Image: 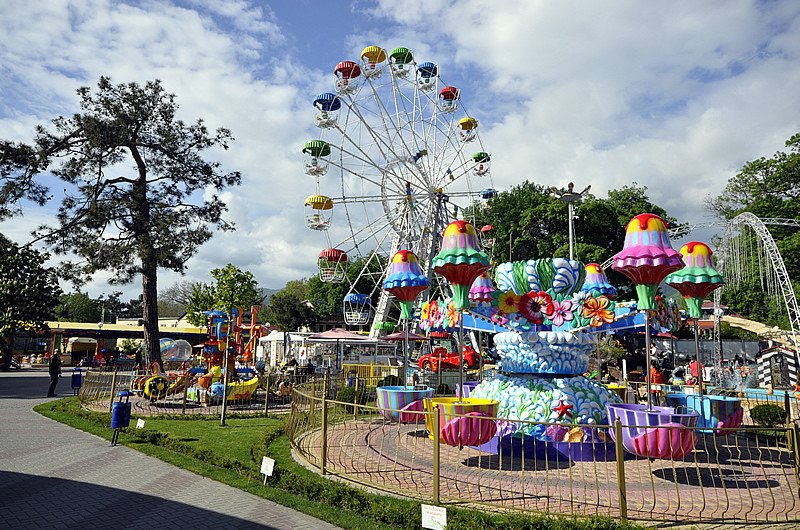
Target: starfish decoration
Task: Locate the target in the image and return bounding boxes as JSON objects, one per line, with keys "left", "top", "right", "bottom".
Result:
{"left": 553, "top": 400, "right": 573, "bottom": 420}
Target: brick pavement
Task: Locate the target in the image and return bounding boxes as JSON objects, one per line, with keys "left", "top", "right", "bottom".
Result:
{"left": 0, "top": 369, "right": 339, "bottom": 529}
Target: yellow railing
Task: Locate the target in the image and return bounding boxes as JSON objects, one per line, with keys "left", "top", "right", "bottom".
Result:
{"left": 287, "top": 379, "right": 800, "bottom": 524}
{"left": 342, "top": 362, "right": 400, "bottom": 380}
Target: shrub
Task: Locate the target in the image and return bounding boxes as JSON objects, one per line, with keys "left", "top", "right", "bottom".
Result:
{"left": 335, "top": 386, "right": 366, "bottom": 413}
{"left": 750, "top": 404, "right": 787, "bottom": 427}
{"left": 380, "top": 374, "right": 402, "bottom": 387}
{"left": 435, "top": 383, "right": 451, "bottom": 395}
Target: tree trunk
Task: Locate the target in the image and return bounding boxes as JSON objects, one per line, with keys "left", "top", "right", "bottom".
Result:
{"left": 142, "top": 260, "right": 160, "bottom": 369}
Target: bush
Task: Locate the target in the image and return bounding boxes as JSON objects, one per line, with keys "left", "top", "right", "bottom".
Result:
{"left": 750, "top": 404, "right": 787, "bottom": 427}
{"left": 379, "top": 374, "right": 402, "bottom": 387}
{"left": 335, "top": 386, "right": 366, "bottom": 413}
{"left": 435, "top": 383, "right": 451, "bottom": 395}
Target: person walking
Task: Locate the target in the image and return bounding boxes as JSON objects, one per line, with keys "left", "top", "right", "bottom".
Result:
{"left": 48, "top": 351, "right": 62, "bottom": 397}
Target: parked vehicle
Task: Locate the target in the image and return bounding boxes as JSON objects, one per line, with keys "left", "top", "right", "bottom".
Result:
{"left": 418, "top": 344, "right": 478, "bottom": 371}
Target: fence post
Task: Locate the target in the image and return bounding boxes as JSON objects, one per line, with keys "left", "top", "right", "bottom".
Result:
{"left": 786, "top": 392, "right": 794, "bottom": 451}
{"left": 263, "top": 375, "right": 270, "bottom": 414}
{"left": 614, "top": 418, "right": 627, "bottom": 520}
{"left": 433, "top": 405, "right": 440, "bottom": 504}
{"left": 353, "top": 375, "right": 359, "bottom": 421}
{"left": 181, "top": 381, "right": 188, "bottom": 415}
{"left": 792, "top": 422, "right": 800, "bottom": 480}
{"left": 321, "top": 388, "right": 329, "bottom": 476}
{"left": 107, "top": 370, "right": 118, "bottom": 414}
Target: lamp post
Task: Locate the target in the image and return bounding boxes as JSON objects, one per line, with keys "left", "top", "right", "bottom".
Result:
{"left": 550, "top": 182, "right": 591, "bottom": 261}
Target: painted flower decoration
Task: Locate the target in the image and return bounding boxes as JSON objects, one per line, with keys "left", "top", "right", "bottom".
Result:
{"left": 544, "top": 298, "right": 575, "bottom": 327}
{"left": 519, "top": 291, "right": 552, "bottom": 325}
{"left": 497, "top": 291, "right": 521, "bottom": 315}
{"left": 445, "top": 300, "right": 459, "bottom": 327}
{"left": 420, "top": 301, "right": 430, "bottom": 322}
{"left": 582, "top": 296, "right": 614, "bottom": 327}
{"left": 429, "top": 299, "right": 441, "bottom": 325}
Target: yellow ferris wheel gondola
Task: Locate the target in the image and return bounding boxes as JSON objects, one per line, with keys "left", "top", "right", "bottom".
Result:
{"left": 304, "top": 194, "right": 333, "bottom": 231}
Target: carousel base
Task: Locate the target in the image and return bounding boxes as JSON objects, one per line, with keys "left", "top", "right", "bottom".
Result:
{"left": 471, "top": 432, "right": 621, "bottom": 462}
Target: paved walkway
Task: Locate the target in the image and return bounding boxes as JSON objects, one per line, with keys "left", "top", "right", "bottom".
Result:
{"left": 0, "top": 369, "right": 339, "bottom": 529}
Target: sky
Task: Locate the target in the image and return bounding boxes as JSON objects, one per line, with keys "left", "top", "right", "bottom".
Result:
{"left": 1, "top": 0, "right": 799, "bottom": 301}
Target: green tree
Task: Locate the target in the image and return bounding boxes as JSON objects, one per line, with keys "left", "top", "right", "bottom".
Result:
{"left": 0, "top": 234, "right": 62, "bottom": 370}
{"left": 474, "top": 181, "right": 678, "bottom": 298}
{"left": 0, "top": 141, "right": 48, "bottom": 219}
{"left": 56, "top": 292, "right": 101, "bottom": 322}
{"left": 184, "top": 264, "right": 263, "bottom": 326}
{"left": 158, "top": 280, "right": 197, "bottom": 317}
{"left": 265, "top": 279, "right": 315, "bottom": 331}
{"left": 10, "top": 78, "right": 241, "bottom": 366}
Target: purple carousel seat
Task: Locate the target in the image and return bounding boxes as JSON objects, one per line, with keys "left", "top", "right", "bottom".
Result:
{"left": 607, "top": 403, "right": 699, "bottom": 459}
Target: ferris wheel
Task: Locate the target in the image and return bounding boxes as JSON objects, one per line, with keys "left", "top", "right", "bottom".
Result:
{"left": 303, "top": 45, "right": 496, "bottom": 336}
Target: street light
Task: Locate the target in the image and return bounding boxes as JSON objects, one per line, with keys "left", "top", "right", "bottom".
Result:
{"left": 550, "top": 182, "right": 591, "bottom": 261}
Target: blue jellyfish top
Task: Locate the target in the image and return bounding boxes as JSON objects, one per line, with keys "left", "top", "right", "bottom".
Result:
{"left": 344, "top": 293, "right": 370, "bottom": 305}
{"left": 313, "top": 92, "right": 341, "bottom": 112}
{"left": 417, "top": 62, "right": 438, "bottom": 77}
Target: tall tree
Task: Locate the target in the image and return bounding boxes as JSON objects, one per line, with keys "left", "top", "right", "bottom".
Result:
{"left": 0, "top": 234, "right": 62, "bottom": 370}
{"left": 21, "top": 78, "right": 240, "bottom": 365}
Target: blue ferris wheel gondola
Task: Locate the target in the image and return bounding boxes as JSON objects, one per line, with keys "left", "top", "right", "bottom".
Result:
{"left": 313, "top": 92, "right": 341, "bottom": 112}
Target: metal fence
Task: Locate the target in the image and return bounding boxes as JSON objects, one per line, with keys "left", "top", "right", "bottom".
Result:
{"left": 78, "top": 369, "right": 307, "bottom": 416}
{"left": 287, "top": 378, "right": 800, "bottom": 524}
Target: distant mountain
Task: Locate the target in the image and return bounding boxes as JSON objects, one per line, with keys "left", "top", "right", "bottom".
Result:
{"left": 259, "top": 287, "right": 281, "bottom": 308}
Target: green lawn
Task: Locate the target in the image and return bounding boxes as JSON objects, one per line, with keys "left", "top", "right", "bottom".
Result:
{"left": 35, "top": 398, "right": 646, "bottom": 530}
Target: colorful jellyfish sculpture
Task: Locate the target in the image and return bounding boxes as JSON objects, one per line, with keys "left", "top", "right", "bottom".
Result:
{"left": 389, "top": 47, "right": 414, "bottom": 77}
{"left": 458, "top": 117, "right": 478, "bottom": 142}
{"left": 361, "top": 45, "right": 387, "bottom": 78}
{"left": 304, "top": 194, "right": 333, "bottom": 231}
{"left": 433, "top": 220, "right": 491, "bottom": 310}
{"left": 438, "top": 86, "right": 460, "bottom": 112}
{"left": 472, "top": 152, "right": 491, "bottom": 176}
{"left": 312, "top": 93, "right": 341, "bottom": 128}
{"left": 612, "top": 214, "right": 683, "bottom": 311}
{"left": 580, "top": 263, "right": 617, "bottom": 298}
{"left": 665, "top": 242, "right": 725, "bottom": 319}
{"left": 302, "top": 140, "right": 331, "bottom": 176}
{"left": 318, "top": 248, "right": 348, "bottom": 283}
{"left": 416, "top": 62, "right": 438, "bottom": 90}
{"left": 343, "top": 293, "right": 372, "bottom": 325}
{"left": 469, "top": 274, "right": 496, "bottom": 304}
{"left": 383, "top": 250, "right": 429, "bottom": 319}
{"left": 334, "top": 60, "right": 361, "bottom": 94}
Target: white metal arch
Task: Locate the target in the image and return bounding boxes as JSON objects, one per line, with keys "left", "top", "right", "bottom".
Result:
{"left": 712, "top": 213, "right": 800, "bottom": 377}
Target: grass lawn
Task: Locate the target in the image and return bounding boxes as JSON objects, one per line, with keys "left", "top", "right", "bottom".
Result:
{"left": 35, "top": 398, "right": 645, "bottom": 530}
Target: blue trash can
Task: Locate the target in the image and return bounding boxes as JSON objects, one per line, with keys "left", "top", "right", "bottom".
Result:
{"left": 111, "top": 401, "right": 132, "bottom": 429}
{"left": 110, "top": 391, "right": 133, "bottom": 446}
{"left": 71, "top": 367, "right": 83, "bottom": 394}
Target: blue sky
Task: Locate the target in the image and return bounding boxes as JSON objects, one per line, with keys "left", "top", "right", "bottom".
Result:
{"left": 1, "top": 0, "right": 799, "bottom": 300}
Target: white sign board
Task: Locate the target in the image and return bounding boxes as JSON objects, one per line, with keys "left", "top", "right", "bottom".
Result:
{"left": 260, "top": 456, "right": 275, "bottom": 477}
{"left": 136, "top": 418, "right": 145, "bottom": 429}
{"left": 421, "top": 504, "right": 447, "bottom": 530}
